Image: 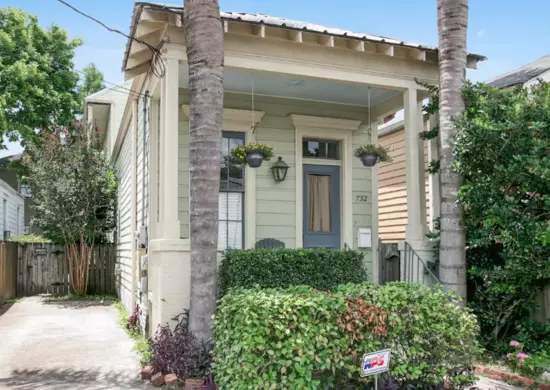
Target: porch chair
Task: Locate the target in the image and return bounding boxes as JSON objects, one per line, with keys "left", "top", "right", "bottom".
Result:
{"left": 254, "top": 238, "right": 286, "bottom": 249}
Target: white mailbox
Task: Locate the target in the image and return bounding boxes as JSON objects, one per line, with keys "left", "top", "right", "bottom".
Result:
{"left": 358, "top": 228, "right": 372, "bottom": 248}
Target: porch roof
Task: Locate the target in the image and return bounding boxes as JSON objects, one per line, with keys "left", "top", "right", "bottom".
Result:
{"left": 124, "top": 2, "right": 486, "bottom": 73}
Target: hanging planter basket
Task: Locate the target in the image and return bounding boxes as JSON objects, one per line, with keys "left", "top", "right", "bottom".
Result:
{"left": 231, "top": 143, "right": 274, "bottom": 169}
{"left": 360, "top": 153, "right": 379, "bottom": 167}
{"left": 245, "top": 151, "right": 264, "bottom": 168}
{"left": 354, "top": 144, "right": 392, "bottom": 167}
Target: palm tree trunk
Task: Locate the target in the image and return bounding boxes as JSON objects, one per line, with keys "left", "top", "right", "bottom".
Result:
{"left": 437, "top": 0, "right": 468, "bottom": 301}
{"left": 184, "top": 0, "right": 224, "bottom": 341}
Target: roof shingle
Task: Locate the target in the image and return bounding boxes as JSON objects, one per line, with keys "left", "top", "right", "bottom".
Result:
{"left": 487, "top": 55, "right": 550, "bottom": 88}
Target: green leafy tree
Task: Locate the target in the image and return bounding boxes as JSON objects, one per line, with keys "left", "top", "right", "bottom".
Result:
{"left": 77, "top": 63, "right": 105, "bottom": 110}
{"left": 24, "top": 123, "right": 116, "bottom": 295}
{"left": 454, "top": 81, "right": 550, "bottom": 347}
{"left": 0, "top": 8, "right": 105, "bottom": 150}
{"left": 0, "top": 7, "right": 83, "bottom": 147}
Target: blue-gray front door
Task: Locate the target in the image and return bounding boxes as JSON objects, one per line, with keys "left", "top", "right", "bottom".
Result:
{"left": 303, "top": 164, "right": 340, "bottom": 248}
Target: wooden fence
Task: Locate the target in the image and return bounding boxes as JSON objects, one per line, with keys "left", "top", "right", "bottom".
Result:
{"left": 0, "top": 241, "right": 18, "bottom": 302}
{"left": 378, "top": 241, "right": 400, "bottom": 284}
{"left": 1, "top": 242, "right": 117, "bottom": 297}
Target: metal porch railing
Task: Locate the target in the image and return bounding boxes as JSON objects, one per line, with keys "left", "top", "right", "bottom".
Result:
{"left": 402, "top": 241, "right": 441, "bottom": 286}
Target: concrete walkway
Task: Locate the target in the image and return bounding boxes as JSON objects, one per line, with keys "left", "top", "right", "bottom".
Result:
{"left": 0, "top": 297, "right": 148, "bottom": 390}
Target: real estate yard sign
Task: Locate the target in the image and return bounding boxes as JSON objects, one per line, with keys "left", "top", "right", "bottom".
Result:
{"left": 361, "top": 349, "right": 391, "bottom": 377}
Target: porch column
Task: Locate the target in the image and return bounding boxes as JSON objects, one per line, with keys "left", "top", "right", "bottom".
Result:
{"left": 148, "top": 46, "right": 190, "bottom": 332}
{"left": 403, "top": 88, "right": 428, "bottom": 241}
{"left": 158, "top": 52, "right": 180, "bottom": 239}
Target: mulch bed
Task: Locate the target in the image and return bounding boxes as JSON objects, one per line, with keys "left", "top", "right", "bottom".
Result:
{"left": 475, "top": 365, "right": 550, "bottom": 390}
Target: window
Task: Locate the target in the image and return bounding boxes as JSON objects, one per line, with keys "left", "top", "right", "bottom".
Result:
{"left": 20, "top": 184, "right": 32, "bottom": 198}
{"left": 302, "top": 138, "right": 340, "bottom": 159}
{"left": 219, "top": 132, "right": 244, "bottom": 250}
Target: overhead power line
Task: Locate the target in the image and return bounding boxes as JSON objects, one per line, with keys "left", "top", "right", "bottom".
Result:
{"left": 56, "top": 0, "right": 165, "bottom": 78}
{"left": 73, "top": 67, "right": 146, "bottom": 99}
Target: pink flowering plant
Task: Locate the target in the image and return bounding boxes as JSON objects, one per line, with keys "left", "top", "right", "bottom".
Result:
{"left": 505, "top": 340, "right": 550, "bottom": 378}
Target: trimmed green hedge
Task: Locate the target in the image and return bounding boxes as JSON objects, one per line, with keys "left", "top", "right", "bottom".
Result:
{"left": 218, "top": 248, "right": 367, "bottom": 297}
{"left": 213, "top": 283, "right": 480, "bottom": 390}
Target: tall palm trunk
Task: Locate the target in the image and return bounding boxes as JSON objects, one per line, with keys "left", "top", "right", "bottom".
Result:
{"left": 437, "top": 0, "right": 468, "bottom": 301}
{"left": 184, "top": 0, "right": 224, "bottom": 341}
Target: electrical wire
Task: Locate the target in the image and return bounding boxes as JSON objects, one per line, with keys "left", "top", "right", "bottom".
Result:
{"left": 56, "top": 0, "right": 166, "bottom": 78}
{"left": 73, "top": 68, "right": 146, "bottom": 99}
{"left": 49, "top": 58, "right": 147, "bottom": 99}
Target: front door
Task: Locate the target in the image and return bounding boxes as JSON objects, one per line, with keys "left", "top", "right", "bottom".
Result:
{"left": 303, "top": 165, "right": 340, "bottom": 248}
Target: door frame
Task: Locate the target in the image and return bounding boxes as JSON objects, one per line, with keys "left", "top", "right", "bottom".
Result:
{"left": 292, "top": 115, "right": 361, "bottom": 248}
{"left": 303, "top": 164, "right": 341, "bottom": 248}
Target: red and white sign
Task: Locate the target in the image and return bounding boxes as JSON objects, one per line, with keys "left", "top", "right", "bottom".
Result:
{"left": 361, "top": 349, "right": 391, "bottom": 377}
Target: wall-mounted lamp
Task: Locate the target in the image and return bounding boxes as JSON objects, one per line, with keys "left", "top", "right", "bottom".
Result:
{"left": 271, "top": 156, "right": 289, "bottom": 183}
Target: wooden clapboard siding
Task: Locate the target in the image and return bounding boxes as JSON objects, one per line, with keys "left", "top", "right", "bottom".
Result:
{"left": 136, "top": 96, "right": 149, "bottom": 234}
{"left": 115, "top": 123, "right": 134, "bottom": 310}
{"left": 378, "top": 126, "right": 430, "bottom": 242}
{"left": 177, "top": 91, "right": 374, "bottom": 271}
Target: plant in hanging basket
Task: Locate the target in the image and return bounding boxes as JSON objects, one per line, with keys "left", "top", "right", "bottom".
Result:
{"left": 230, "top": 143, "right": 274, "bottom": 168}
{"left": 354, "top": 144, "right": 392, "bottom": 167}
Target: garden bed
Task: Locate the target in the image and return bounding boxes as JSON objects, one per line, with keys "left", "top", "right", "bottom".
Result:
{"left": 475, "top": 365, "right": 550, "bottom": 390}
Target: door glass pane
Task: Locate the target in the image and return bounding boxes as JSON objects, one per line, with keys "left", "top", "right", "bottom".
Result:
{"left": 302, "top": 139, "right": 339, "bottom": 159}
{"left": 303, "top": 140, "right": 320, "bottom": 157}
{"left": 307, "top": 174, "right": 331, "bottom": 232}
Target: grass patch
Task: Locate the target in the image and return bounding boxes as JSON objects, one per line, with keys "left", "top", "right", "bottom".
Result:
{"left": 0, "top": 297, "right": 22, "bottom": 316}
{"left": 50, "top": 293, "right": 118, "bottom": 301}
{"left": 113, "top": 301, "right": 153, "bottom": 367}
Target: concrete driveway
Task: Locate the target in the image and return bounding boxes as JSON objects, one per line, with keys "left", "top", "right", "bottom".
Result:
{"left": 0, "top": 297, "right": 148, "bottom": 390}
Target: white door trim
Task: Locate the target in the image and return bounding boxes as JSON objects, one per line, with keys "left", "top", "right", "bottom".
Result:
{"left": 292, "top": 114, "right": 362, "bottom": 248}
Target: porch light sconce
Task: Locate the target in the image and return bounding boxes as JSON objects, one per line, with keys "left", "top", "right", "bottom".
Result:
{"left": 271, "top": 157, "right": 289, "bottom": 183}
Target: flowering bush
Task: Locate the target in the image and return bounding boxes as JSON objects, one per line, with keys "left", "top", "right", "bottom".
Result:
{"left": 230, "top": 143, "right": 274, "bottom": 164}
{"left": 505, "top": 339, "right": 550, "bottom": 378}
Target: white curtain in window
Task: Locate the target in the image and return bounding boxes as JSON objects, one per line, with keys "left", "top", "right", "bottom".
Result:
{"left": 308, "top": 174, "right": 331, "bottom": 232}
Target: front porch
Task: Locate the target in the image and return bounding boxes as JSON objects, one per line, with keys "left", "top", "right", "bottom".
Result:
{"left": 145, "top": 49, "right": 438, "bottom": 331}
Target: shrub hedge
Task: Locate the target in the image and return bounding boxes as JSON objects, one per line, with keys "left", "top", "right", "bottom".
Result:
{"left": 218, "top": 248, "right": 366, "bottom": 297}
{"left": 213, "top": 282, "right": 480, "bottom": 390}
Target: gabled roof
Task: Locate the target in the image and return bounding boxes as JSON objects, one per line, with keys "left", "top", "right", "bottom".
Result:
{"left": 487, "top": 55, "right": 550, "bottom": 88}
{"left": 124, "top": 2, "right": 485, "bottom": 73}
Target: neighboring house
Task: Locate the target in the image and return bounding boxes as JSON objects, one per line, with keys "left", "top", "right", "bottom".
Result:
{"left": 0, "top": 176, "right": 24, "bottom": 239}
{"left": 0, "top": 154, "right": 31, "bottom": 236}
{"left": 377, "top": 118, "right": 433, "bottom": 243}
{"left": 86, "top": 2, "right": 484, "bottom": 332}
{"left": 488, "top": 57, "right": 550, "bottom": 322}
{"left": 487, "top": 55, "right": 550, "bottom": 89}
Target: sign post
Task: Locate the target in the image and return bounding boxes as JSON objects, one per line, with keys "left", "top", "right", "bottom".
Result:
{"left": 361, "top": 349, "right": 391, "bottom": 390}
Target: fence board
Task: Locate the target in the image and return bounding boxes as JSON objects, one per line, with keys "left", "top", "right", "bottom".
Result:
{"left": 0, "top": 242, "right": 18, "bottom": 302}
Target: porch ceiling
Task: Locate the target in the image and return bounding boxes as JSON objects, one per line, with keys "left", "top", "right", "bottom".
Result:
{"left": 178, "top": 65, "right": 400, "bottom": 107}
